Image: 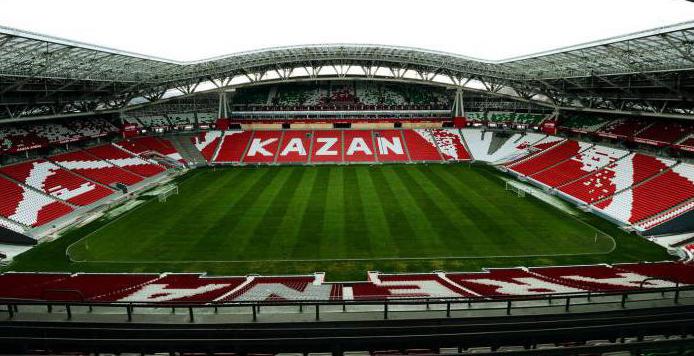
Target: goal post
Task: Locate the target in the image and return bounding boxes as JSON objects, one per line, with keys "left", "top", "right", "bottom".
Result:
{"left": 158, "top": 185, "right": 179, "bottom": 202}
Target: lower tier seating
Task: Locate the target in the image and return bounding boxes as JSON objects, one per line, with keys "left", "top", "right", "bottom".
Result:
{"left": 213, "top": 131, "right": 254, "bottom": 163}
{"left": 85, "top": 144, "right": 166, "bottom": 177}
{"left": 192, "top": 131, "right": 223, "bottom": 161}
{"left": 1, "top": 262, "right": 691, "bottom": 302}
{"left": 530, "top": 146, "right": 628, "bottom": 187}
{"left": 0, "top": 176, "right": 73, "bottom": 227}
{"left": 508, "top": 140, "right": 593, "bottom": 176}
{"left": 50, "top": 151, "right": 144, "bottom": 186}
{"left": 0, "top": 160, "right": 113, "bottom": 206}
{"left": 429, "top": 129, "right": 471, "bottom": 161}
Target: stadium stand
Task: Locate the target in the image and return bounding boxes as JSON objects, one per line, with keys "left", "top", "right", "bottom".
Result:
{"left": 634, "top": 120, "right": 693, "bottom": 146}
{"left": 243, "top": 130, "right": 282, "bottom": 163}
{"left": 597, "top": 118, "right": 652, "bottom": 139}
{"left": 85, "top": 144, "right": 166, "bottom": 177}
{"left": 213, "top": 131, "right": 254, "bottom": 163}
{"left": 117, "top": 136, "right": 185, "bottom": 163}
{"left": 63, "top": 117, "right": 118, "bottom": 138}
{"left": 343, "top": 130, "right": 376, "bottom": 162}
{"left": 529, "top": 264, "right": 679, "bottom": 291}
{"left": 26, "top": 123, "right": 81, "bottom": 143}
{"left": 559, "top": 115, "right": 611, "bottom": 133}
{"left": 529, "top": 145, "right": 629, "bottom": 187}
{"left": 191, "top": 130, "right": 223, "bottom": 162}
{"left": 136, "top": 115, "right": 171, "bottom": 128}
{"left": 430, "top": 128, "right": 471, "bottom": 161}
{"left": 50, "top": 150, "right": 144, "bottom": 186}
{"left": 0, "top": 160, "right": 113, "bottom": 206}
{"left": 310, "top": 130, "right": 343, "bottom": 163}
{"left": 507, "top": 140, "right": 593, "bottom": 176}
{"left": 3, "top": 261, "right": 693, "bottom": 302}
{"left": 403, "top": 129, "right": 442, "bottom": 161}
{"left": 274, "top": 130, "right": 311, "bottom": 163}
{"left": 374, "top": 130, "right": 409, "bottom": 162}
{"left": 0, "top": 176, "right": 73, "bottom": 227}
{"left": 106, "top": 274, "right": 248, "bottom": 303}
{"left": 486, "top": 132, "right": 547, "bottom": 163}
{"left": 0, "top": 125, "right": 46, "bottom": 153}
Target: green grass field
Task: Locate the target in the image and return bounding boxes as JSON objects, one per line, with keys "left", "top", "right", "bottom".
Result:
{"left": 6, "top": 164, "right": 672, "bottom": 280}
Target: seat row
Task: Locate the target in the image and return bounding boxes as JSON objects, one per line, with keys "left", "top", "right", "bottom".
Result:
{"left": 0, "top": 262, "right": 691, "bottom": 303}
{"left": 203, "top": 129, "right": 471, "bottom": 164}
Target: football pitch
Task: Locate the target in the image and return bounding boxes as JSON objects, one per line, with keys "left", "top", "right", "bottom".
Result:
{"left": 8, "top": 164, "right": 671, "bottom": 279}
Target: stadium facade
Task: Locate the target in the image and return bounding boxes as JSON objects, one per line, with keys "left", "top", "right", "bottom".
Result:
{"left": 0, "top": 21, "right": 694, "bottom": 355}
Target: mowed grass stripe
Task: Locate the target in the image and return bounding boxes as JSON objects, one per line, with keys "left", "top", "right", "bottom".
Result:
{"left": 78, "top": 165, "right": 611, "bottom": 263}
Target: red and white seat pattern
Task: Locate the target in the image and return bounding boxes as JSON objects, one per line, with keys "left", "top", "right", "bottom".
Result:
{"left": 0, "top": 176, "right": 73, "bottom": 227}
{"left": 528, "top": 264, "right": 680, "bottom": 291}
{"left": 213, "top": 131, "right": 254, "bottom": 163}
{"left": 635, "top": 199, "right": 694, "bottom": 231}
{"left": 486, "top": 133, "right": 547, "bottom": 163}
{"left": 592, "top": 158, "right": 683, "bottom": 224}
{"left": 617, "top": 163, "right": 694, "bottom": 224}
{"left": 373, "top": 130, "right": 409, "bottom": 162}
{"left": 50, "top": 150, "right": 144, "bottom": 186}
{"left": 243, "top": 131, "right": 283, "bottom": 163}
{"left": 350, "top": 272, "right": 475, "bottom": 299}
{"left": 85, "top": 144, "right": 166, "bottom": 177}
{"left": 206, "top": 129, "right": 462, "bottom": 164}
{"left": 530, "top": 146, "right": 629, "bottom": 188}
{"left": 1, "top": 262, "right": 690, "bottom": 303}
{"left": 558, "top": 153, "right": 675, "bottom": 207}
{"left": 0, "top": 160, "right": 113, "bottom": 206}
{"left": 310, "top": 130, "right": 344, "bottom": 163}
{"left": 192, "top": 131, "right": 223, "bottom": 162}
{"left": 403, "top": 129, "right": 442, "bottom": 161}
{"left": 275, "top": 130, "right": 311, "bottom": 163}
{"left": 117, "top": 137, "right": 184, "bottom": 163}
{"left": 500, "top": 136, "right": 566, "bottom": 167}
{"left": 507, "top": 140, "right": 593, "bottom": 177}
{"left": 343, "top": 130, "right": 376, "bottom": 162}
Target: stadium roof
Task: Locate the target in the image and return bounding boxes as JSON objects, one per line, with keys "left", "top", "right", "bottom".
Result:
{"left": 1, "top": 21, "right": 694, "bottom": 121}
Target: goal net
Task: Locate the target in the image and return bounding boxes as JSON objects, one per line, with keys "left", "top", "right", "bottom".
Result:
{"left": 505, "top": 181, "right": 527, "bottom": 198}
{"left": 158, "top": 185, "right": 179, "bottom": 202}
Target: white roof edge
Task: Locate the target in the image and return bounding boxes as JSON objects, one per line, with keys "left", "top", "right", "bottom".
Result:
{"left": 1, "top": 20, "right": 693, "bottom": 66}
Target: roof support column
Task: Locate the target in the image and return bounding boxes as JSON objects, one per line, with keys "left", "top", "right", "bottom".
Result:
{"left": 451, "top": 88, "right": 465, "bottom": 118}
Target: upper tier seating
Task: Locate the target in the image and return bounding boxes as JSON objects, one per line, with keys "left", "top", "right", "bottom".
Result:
{"left": 0, "top": 160, "right": 113, "bottom": 206}
{"left": 507, "top": 140, "right": 593, "bottom": 177}
{"left": 0, "top": 125, "right": 46, "bottom": 153}
{"left": 168, "top": 113, "right": 195, "bottom": 126}
{"left": 634, "top": 121, "right": 693, "bottom": 145}
{"left": 404, "top": 129, "right": 442, "bottom": 161}
{"left": 27, "top": 123, "right": 81, "bottom": 143}
{"left": 0, "top": 176, "right": 73, "bottom": 227}
{"left": 465, "top": 112, "right": 486, "bottom": 121}
{"left": 597, "top": 119, "right": 651, "bottom": 138}
{"left": 50, "top": 150, "right": 144, "bottom": 186}
{"left": 137, "top": 116, "right": 171, "bottom": 128}
{"left": 559, "top": 115, "right": 610, "bottom": 133}
{"left": 64, "top": 118, "right": 118, "bottom": 138}
{"left": 192, "top": 131, "right": 223, "bottom": 161}
{"left": 85, "top": 144, "right": 166, "bottom": 177}
{"left": 530, "top": 146, "right": 629, "bottom": 187}
{"left": 429, "top": 129, "right": 471, "bottom": 161}
{"left": 196, "top": 113, "right": 217, "bottom": 124}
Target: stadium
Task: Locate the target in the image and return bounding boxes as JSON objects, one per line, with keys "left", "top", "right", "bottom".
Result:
{"left": 1, "top": 2, "right": 694, "bottom": 354}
